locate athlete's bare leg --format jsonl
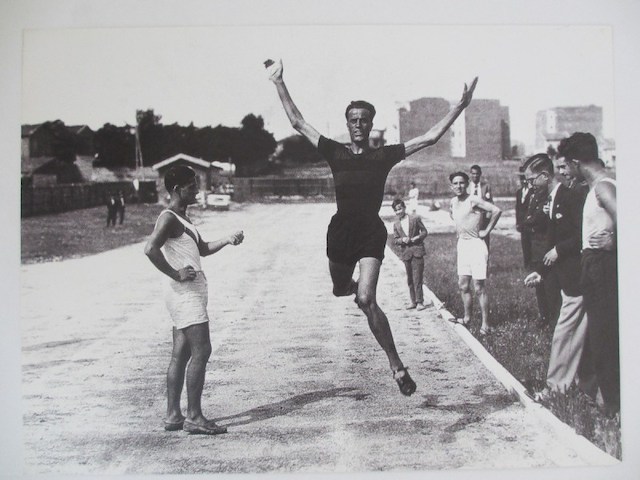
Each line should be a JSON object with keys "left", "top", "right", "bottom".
{"left": 474, "top": 279, "right": 490, "bottom": 331}
{"left": 182, "top": 322, "right": 213, "bottom": 425}
{"left": 458, "top": 275, "right": 473, "bottom": 323}
{"left": 166, "top": 327, "right": 190, "bottom": 424}
{"left": 329, "top": 260, "right": 358, "bottom": 297}
{"left": 354, "top": 258, "right": 404, "bottom": 372}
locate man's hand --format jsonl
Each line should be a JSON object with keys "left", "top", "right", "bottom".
{"left": 230, "top": 230, "right": 244, "bottom": 246}
{"left": 589, "top": 230, "right": 615, "bottom": 250}
{"left": 459, "top": 77, "right": 478, "bottom": 108}
{"left": 177, "top": 265, "right": 197, "bottom": 282}
{"left": 543, "top": 247, "right": 558, "bottom": 266}
{"left": 478, "top": 229, "right": 489, "bottom": 239}
{"left": 402, "top": 237, "right": 410, "bottom": 245}
{"left": 524, "top": 271, "right": 542, "bottom": 287}
{"left": 264, "top": 58, "right": 283, "bottom": 83}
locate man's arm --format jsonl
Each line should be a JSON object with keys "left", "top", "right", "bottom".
{"left": 412, "top": 217, "right": 428, "bottom": 243}
{"left": 588, "top": 180, "right": 617, "bottom": 250}
{"left": 144, "top": 214, "right": 196, "bottom": 282}
{"left": 404, "top": 77, "right": 478, "bottom": 157}
{"left": 265, "top": 59, "right": 322, "bottom": 147}
{"left": 198, "top": 231, "right": 244, "bottom": 257}
{"left": 471, "top": 197, "right": 501, "bottom": 238}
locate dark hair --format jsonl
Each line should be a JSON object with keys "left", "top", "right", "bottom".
{"left": 449, "top": 171, "right": 469, "bottom": 183}
{"left": 470, "top": 165, "right": 482, "bottom": 174}
{"left": 164, "top": 165, "right": 196, "bottom": 192}
{"left": 523, "top": 153, "right": 554, "bottom": 174}
{"left": 557, "top": 132, "right": 599, "bottom": 164}
{"left": 392, "top": 198, "right": 406, "bottom": 210}
{"left": 345, "top": 100, "right": 376, "bottom": 120}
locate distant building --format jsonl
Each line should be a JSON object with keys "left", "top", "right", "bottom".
{"left": 67, "top": 125, "right": 95, "bottom": 156}
{"left": 22, "top": 124, "right": 56, "bottom": 161}
{"left": 535, "top": 105, "right": 604, "bottom": 155}
{"left": 398, "top": 97, "right": 511, "bottom": 162}
{"left": 152, "top": 153, "right": 224, "bottom": 195}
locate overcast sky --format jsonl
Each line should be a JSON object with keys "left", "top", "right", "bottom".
{"left": 22, "top": 25, "right": 615, "bottom": 150}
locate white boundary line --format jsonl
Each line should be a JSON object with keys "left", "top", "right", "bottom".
{"left": 385, "top": 246, "right": 618, "bottom": 465}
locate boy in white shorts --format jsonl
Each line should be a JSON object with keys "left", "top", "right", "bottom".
{"left": 145, "top": 165, "right": 244, "bottom": 435}
{"left": 449, "top": 171, "right": 501, "bottom": 334}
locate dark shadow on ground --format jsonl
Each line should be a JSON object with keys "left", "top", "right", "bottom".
{"left": 214, "top": 387, "right": 365, "bottom": 427}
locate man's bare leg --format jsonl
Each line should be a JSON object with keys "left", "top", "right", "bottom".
{"left": 182, "top": 322, "right": 213, "bottom": 425}
{"left": 354, "top": 258, "right": 403, "bottom": 372}
{"left": 474, "top": 279, "right": 490, "bottom": 331}
{"left": 458, "top": 275, "right": 473, "bottom": 323}
{"left": 166, "top": 327, "right": 190, "bottom": 424}
{"left": 329, "top": 260, "right": 358, "bottom": 297}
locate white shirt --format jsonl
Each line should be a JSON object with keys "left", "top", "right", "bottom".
{"left": 400, "top": 216, "right": 410, "bottom": 238}
{"left": 547, "top": 182, "right": 561, "bottom": 219}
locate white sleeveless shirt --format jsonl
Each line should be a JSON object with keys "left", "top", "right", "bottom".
{"left": 582, "top": 177, "right": 616, "bottom": 250}
{"left": 156, "top": 209, "right": 202, "bottom": 271}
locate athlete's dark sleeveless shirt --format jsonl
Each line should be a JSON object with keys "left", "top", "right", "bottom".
{"left": 317, "top": 136, "right": 405, "bottom": 217}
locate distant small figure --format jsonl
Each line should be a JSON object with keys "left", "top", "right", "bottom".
{"left": 392, "top": 199, "right": 429, "bottom": 311}
{"left": 407, "top": 181, "right": 419, "bottom": 214}
{"left": 106, "top": 192, "right": 117, "bottom": 227}
{"left": 116, "top": 190, "right": 126, "bottom": 225}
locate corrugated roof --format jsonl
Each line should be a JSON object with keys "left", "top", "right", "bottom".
{"left": 152, "top": 153, "right": 222, "bottom": 171}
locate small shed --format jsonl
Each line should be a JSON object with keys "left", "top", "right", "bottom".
{"left": 152, "top": 153, "right": 224, "bottom": 195}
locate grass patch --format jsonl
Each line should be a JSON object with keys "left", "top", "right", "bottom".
{"left": 21, "top": 203, "right": 165, "bottom": 263}
{"left": 388, "top": 231, "right": 621, "bottom": 459}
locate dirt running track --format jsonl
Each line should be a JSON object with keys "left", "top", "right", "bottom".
{"left": 20, "top": 203, "right": 610, "bottom": 475}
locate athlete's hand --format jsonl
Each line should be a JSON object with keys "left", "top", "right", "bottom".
{"left": 264, "top": 58, "right": 283, "bottom": 83}
{"left": 543, "top": 247, "right": 558, "bottom": 266}
{"left": 524, "top": 272, "right": 542, "bottom": 287}
{"left": 478, "top": 229, "right": 489, "bottom": 239}
{"left": 402, "top": 237, "right": 410, "bottom": 245}
{"left": 177, "top": 265, "right": 197, "bottom": 282}
{"left": 230, "top": 230, "right": 244, "bottom": 246}
{"left": 589, "top": 230, "right": 615, "bottom": 250}
{"left": 459, "top": 77, "right": 478, "bottom": 108}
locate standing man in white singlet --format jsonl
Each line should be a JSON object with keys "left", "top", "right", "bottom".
{"left": 449, "top": 171, "right": 501, "bottom": 334}
{"left": 558, "top": 133, "right": 619, "bottom": 416}
{"left": 145, "top": 165, "right": 244, "bottom": 434}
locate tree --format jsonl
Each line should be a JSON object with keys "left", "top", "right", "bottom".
{"left": 277, "top": 134, "right": 323, "bottom": 165}
{"left": 233, "top": 114, "right": 277, "bottom": 177}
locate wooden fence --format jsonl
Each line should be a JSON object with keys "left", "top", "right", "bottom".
{"left": 21, "top": 181, "right": 158, "bottom": 217}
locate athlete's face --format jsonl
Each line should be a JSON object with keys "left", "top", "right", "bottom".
{"left": 393, "top": 203, "right": 406, "bottom": 219}
{"left": 346, "top": 108, "right": 373, "bottom": 144}
{"left": 179, "top": 177, "right": 199, "bottom": 205}
{"left": 450, "top": 176, "right": 468, "bottom": 197}
{"left": 555, "top": 156, "right": 577, "bottom": 183}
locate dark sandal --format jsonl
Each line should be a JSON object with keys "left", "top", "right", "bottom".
{"left": 393, "top": 367, "right": 417, "bottom": 396}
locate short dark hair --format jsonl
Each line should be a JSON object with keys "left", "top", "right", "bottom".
{"left": 470, "top": 165, "right": 482, "bottom": 174}
{"left": 557, "top": 132, "right": 599, "bottom": 164}
{"left": 523, "top": 153, "right": 554, "bottom": 174}
{"left": 164, "top": 165, "right": 196, "bottom": 192}
{"left": 392, "top": 198, "right": 406, "bottom": 210}
{"left": 449, "top": 171, "right": 469, "bottom": 183}
{"left": 345, "top": 100, "right": 376, "bottom": 120}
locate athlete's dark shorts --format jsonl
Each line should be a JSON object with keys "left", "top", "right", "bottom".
{"left": 326, "top": 213, "right": 387, "bottom": 266}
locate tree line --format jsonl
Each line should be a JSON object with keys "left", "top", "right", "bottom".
{"left": 93, "top": 109, "right": 278, "bottom": 177}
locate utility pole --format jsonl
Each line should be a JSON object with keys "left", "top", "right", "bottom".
{"left": 135, "top": 110, "right": 145, "bottom": 180}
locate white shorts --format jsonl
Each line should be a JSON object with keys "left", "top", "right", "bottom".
{"left": 457, "top": 238, "right": 488, "bottom": 280}
{"left": 164, "top": 271, "right": 210, "bottom": 329}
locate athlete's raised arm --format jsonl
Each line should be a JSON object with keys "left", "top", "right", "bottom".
{"left": 404, "top": 77, "right": 478, "bottom": 157}
{"left": 265, "top": 59, "right": 322, "bottom": 148}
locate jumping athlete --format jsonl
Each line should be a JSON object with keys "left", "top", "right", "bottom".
{"left": 266, "top": 58, "right": 477, "bottom": 395}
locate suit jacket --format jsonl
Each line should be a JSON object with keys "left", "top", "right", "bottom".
{"left": 393, "top": 214, "right": 428, "bottom": 261}
{"left": 539, "top": 184, "right": 586, "bottom": 296}
{"left": 515, "top": 186, "right": 533, "bottom": 231}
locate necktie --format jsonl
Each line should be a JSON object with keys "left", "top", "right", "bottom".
{"left": 547, "top": 194, "right": 553, "bottom": 218}
{"left": 474, "top": 185, "right": 478, "bottom": 196}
